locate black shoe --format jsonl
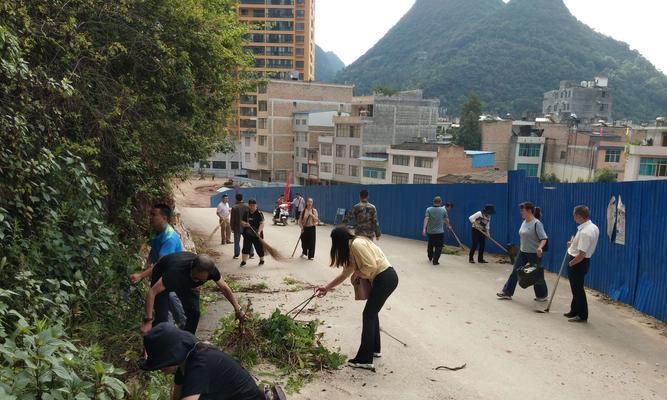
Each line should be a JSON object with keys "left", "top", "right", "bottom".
{"left": 308, "top": 258, "right": 314, "bottom": 260}
{"left": 469, "top": 259, "right": 475, "bottom": 264}
{"left": 233, "top": 256, "right": 239, "bottom": 259}
{"left": 249, "top": 255, "right": 255, "bottom": 259}
{"left": 347, "top": 359, "right": 375, "bottom": 371}
{"left": 563, "top": 312, "right": 576, "bottom": 318}
{"left": 568, "top": 316, "right": 587, "bottom": 323}
{"left": 240, "top": 261, "right": 246, "bottom": 267}
{"left": 259, "top": 260, "right": 265, "bottom": 266}
{"left": 433, "top": 261, "right": 440, "bottom": 266}
{"left": 428, "top": 257, "right": 432, "bottom": 262}
{"left": 478, "top": 259, "right": 489, "bottom": 264}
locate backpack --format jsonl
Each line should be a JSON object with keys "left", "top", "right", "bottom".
{"left": 534, "top": 220, "right": 549, "bottom": 252}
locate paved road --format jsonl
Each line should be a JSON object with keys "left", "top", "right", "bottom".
{"left": 181, "top": 208, "right": 666, "bottom": 400}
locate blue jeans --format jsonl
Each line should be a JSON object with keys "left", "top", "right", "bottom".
{"left": 502, "top": 251, "right": 548, "bottom": 298}
{"left": 234, "top": 231, "right": 254, "bottom": 258}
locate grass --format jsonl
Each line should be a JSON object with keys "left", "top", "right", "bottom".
{"left": 442, "top": 245, "right": 462, "bottom": 255}
{"left": 213, "top": 300, "right": 346, "bottom": 394}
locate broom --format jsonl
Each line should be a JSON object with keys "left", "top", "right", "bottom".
{"left": 447, "top": 226, "right": 469, "bottom": 251}
{"left": 247, "top": 226, "right": 285, "bottom": 261}
{"left": 473, "top": 225, "right": 515, "bottom": 263}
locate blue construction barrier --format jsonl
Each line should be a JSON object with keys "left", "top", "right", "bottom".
{"left": 211, "top": 172, "right": 667, "bottom": 322}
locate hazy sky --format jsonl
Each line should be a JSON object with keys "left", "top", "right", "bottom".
{"left": 316, "top": 0, "right": 667, "bottom": 73}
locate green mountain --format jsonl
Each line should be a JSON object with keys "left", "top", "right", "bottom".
{"left": 335, "top": 0, "right": 667, "bottom": 121}
{"left": 315, "top": 45, "right": 345, "bottom": 82}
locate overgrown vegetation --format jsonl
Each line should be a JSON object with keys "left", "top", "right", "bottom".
{"left": 0, "top": 0, "right": 253, "bottom": 397}
{"left": 213, "top": 302, "right": 346, "bottom": 394}
{"left": 593, "top": 168, "right": 619, "bottom": 183}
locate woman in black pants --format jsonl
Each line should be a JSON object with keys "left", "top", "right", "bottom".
{"left": 299, "top": 198, "right": 319, "bottom": 260}
{"left": 316, "top": 227, "right": 399, "bottom": 371}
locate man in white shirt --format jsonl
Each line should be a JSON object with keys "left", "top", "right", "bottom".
{"left": 565, "top": 205, "right": 600, "bottom": 323}
{"left": 291, "top": 193, "right": 305, "bottom": 223}
{"left": 216, "top": 194, "right": 232, "bottom": 245}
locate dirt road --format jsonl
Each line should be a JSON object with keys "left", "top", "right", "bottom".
{"left": 180, "top": 207, "right": 666, "bottom": 400}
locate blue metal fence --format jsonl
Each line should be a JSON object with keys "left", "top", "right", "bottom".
{"left": 211, "top": 172, "right": 667, "bottom": 322}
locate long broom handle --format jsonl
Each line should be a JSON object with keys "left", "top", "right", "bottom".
{"left": 448, "top": 226, "right": 464, "bottom": 247}
{"left": 291, "top": 214, "right": 311, "bottom": 258}
{"left": 545, "top": 237, "right": 574, "bottom": 310}
{"left": 473, "top": 225, "right": 510, "bottom": 254}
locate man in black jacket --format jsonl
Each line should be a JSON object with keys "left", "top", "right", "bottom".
{"left": 230, "top": 193, "right": 254, "bottom": 260}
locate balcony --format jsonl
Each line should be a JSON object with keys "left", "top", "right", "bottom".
{"left": 333, "top": 115, "right": 370, "bottom": 124}
{"left": 628, "top": 145, "right": 667, "bottom": 157}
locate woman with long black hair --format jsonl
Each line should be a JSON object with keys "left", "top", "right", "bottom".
{"left": 315, "top": 227, "right": 399, "bottom": 370}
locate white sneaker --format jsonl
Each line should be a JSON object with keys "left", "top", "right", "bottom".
{"left": 347, "top": 360, "right": 375, "bottom": 371}
{"left": 373, "top": 352, "right": 382, "bottom": 358}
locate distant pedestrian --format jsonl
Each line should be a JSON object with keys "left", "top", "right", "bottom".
{"left": 140, "top": 324, "right": 263, "bottom": 400}
{"left": 497, "top": 202, "right": 549, "bottom": 301}
{"left": 468, "top": 204, "right": 495, "bottom": 263}
{"left": 445, "top": 202, "right": 454, "bottom": 214}
{"left": 231, "top": 193, "right": 254, "bottom": 260}
{"left": 216, "top": 194, "right": 232, "bottom": 245}
{"left": 240, "top": 199, "right": 265, "bottom": 267}
{"left": 291, "top": 193, "right": 305, "bottom": 223}
{"left": 344, "top": 189, "right": 381, "bottom": 240}
{"left": 564, "top": 205, "right": 599, "bottom": 323}
{"left": 316, "top": 227, "right": 399, "bottom": 371}
{"left": 299, "top": 198, "right": 320, "bottom": 260}
{"left": 141, "top": 252, "right": 244, "bottom": 335}
{"left": 422, "top": 196, "right": 451, "bottom": 266}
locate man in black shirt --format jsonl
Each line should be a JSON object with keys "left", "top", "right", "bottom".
{"left": 240, "top": 199, "right": 265, "bottom": 268}
{"left": 141, "top": 252, "right": 245, "bottom": 335}
{"left": 141, "top": 323, "right": 263, "bottom": 400}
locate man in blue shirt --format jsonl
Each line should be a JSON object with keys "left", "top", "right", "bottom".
{"left": 422, "top": 196, "right": 451, "bottom": 266}
{"left": 130, "top": 204, "right": 186, "bottom": 326}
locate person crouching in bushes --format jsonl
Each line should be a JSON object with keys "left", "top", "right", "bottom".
{"left": 497, "top": 202, "right": 549, "bottom": 301}
{"left": 315, "top": 227, "right": 399, "bottom": 371}
{"left": 140, "top": 323, "right": 263, "bottom": 400}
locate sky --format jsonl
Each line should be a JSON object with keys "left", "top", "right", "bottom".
{"left": 315, "top": 0, "right": 667, "bottom": 73}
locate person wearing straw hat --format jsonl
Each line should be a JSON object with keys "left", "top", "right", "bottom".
{"left": 141, "top": 252, "right": 244, "bottom": 335}
{"left": 140, "top": 323, "right": 263, "bottom": 400}
{"left": 468, "top": 204, "right": 495, "bottom": 264}
{"left": 422, "top": 196, "right": 451, "bottom": 266}
{"left": 240, "top": 199, "right": 265, "bottom": 267}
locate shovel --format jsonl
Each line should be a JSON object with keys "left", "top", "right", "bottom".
{"left": 536, "top": 238, "right": 573, "bottom": 314}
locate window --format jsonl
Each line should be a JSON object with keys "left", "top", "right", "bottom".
{"left": 335, "top": 164, "right": 345, "bottom": 175}
{"left": 413, "top": 174, "right": 432, "bottom": 184}
{"left": 336, "top": 144, "right": 346, "bottom": 158}
{"left": 258, "top": 136, "right": 267, "bottom": 146}
{"left": 295, "top": 48, "right": 304, "bottom": 56}
{"left": 296, "top": 61, "right": 304, "bottom": 69}
{"left": 363, "top": 167, "right": 386, "bottom": 180}
{"left": 231, "top": 161, "right": 240, "bottom": 170}
{"left": 320, "top": 143, "right": 332, "bottom": 156}
{"left": 349, "top": 145, "right": 360, "bottom": 159}
{"left": 414, "top": 157, "right": 433, "bottom": 169}
{"left": 604, "top": 149, "right": 621, "bottom": 163}
{"left": 258, "top": 118, "right": 267, "bottom": 129}
{"left": 296, "top": 10, "right": 305, "bottom": 18}
{"left": 212, "top": 161, "right": 226, "bottom": 170}
{"left": 296, "top": 35, "right": 304, "bottom": 44}
{"left": 336, "top": 125, "right": 349, "bottom": 137}
{"left": 244, "top": 152, "right": 251, "bottom": 163}
{"left": 392, "top": 155, "right": 409, "bottom": 166}
{"left": 301, "top": 148, "right": 307, "bottom": 158}
{"left": 296, "top": 22, "right": 305, "bottom": 31}
{"left": 392, "top": 172, "right": 409, "bottom": 184}
{"left": 199, "top": 160, "right": 210, "bottom": 169}
{"left": 258, "top": 153, "right": 268, "bottom": 164}
{"left": 301, "top": 163, "right": 308, "bottom": 174}
{"left": 258, "top": 101, "right": 267, "bottom": 112}
{"left": 517, "top": 163, "right": 539, "bottom": 177}
{"left": 349, "top": 165, "right": 359, "bottom": 177}
{"left": 518, "top": 143, "right": 541, "bottom": 157}
{"left": 560, "top": 151, "right": 567, "bottom": 160}
{"left": 320, "top": 162, "right": 332, "bottom": 173}
{"left": 244, "top": 137, "right": 251, "bottom": 146}
{"left": 258, "top": 84, "right": 267, "bottom": 94}
{"left": 639, "top": 157, "right": 667, "bottom": 177}
{"left": 349, "top": 126, "right": 359, "bottom": 138}
{"left": 240, "top": 95, "right": 257, "bottom": 104}
{"left": 240, "top": 119, "right": 256, "bottom": 128}
{"left": 240, "top": 107, "right": 257, "bottom": 116}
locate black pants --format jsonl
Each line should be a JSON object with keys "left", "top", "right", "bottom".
{"left": 242, "top": 231, "right": 264, "bottom": 257}
{"left": 301, "top": 226, "right": 316, "bottom": 259}
{"left": 427, "top": 233, "right": 444, "bottom": 263}
{"left": 354, "top": 267, "right": 399, "bottom": 364}
{"left": 154, "top": 289, "right": 200, "bottom": 334}
{"left": 469, "top": 229, "right": 486, "bottom": 261}
{"left": 568, "top": 256, "right": 590, "bottom": 320}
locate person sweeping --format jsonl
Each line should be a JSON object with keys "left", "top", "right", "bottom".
{"left": 298, "top": 198, "right": 319, "bottom": 260}
{"left": 240, "top": 199, "right": 265, "bottom": 267}
{"left": 468, "top": 204, "right": 495, "bottom": 264}
{"left": 315, "top": 227, "right": 399, "bottom": 371}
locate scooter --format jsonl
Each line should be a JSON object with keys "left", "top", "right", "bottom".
{"left": 273, "top": 204, "right": 289, "bottom": 226}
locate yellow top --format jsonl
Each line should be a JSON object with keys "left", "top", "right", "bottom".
{"left": 349, "top": 237, "right": 391, "bottom": 281}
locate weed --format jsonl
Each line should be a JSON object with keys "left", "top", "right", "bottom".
{"left": 442, "top": 245, "right": 461, "bottom": 255}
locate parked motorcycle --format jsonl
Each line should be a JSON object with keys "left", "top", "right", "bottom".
{"left": 273, "top": 203, "right": 289, "bottom": 226}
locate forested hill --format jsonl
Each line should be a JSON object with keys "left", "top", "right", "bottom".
{"left": 335, "top": 0, "right": 667, "bottom": 121}
{"left": 315, "top": 44, "right": 345, "bottom": 82}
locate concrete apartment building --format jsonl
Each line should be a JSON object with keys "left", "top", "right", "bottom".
{"left": 293, "top": 110, "right": 345, "bottom": 185}
{"left": 543, "top": 77, "right": 612, "bottom": 128}
{"left": 249, "top": 79, "right": 353, "bottom": 182}
{"left": 624, "top": 122, "right": 667, "bottom": 181}
{"left": 318, "top": 90, "right": 441, "bottom": 184}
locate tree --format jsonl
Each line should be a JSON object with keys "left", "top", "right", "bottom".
{"left": 372, "top": 85, "right": 398, "bottom": 96}
{"left": 594, "top": 168, "right": 618, "bottom": 183}
{"left": 455, "top": 93, "right": 483, "bottom": 150}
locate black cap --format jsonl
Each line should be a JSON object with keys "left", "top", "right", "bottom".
{"left": 140, "top": 323, "right": 197, "bottom": 371}
{"left": 483, "top": 204, "right": 496, "bottom": 215}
